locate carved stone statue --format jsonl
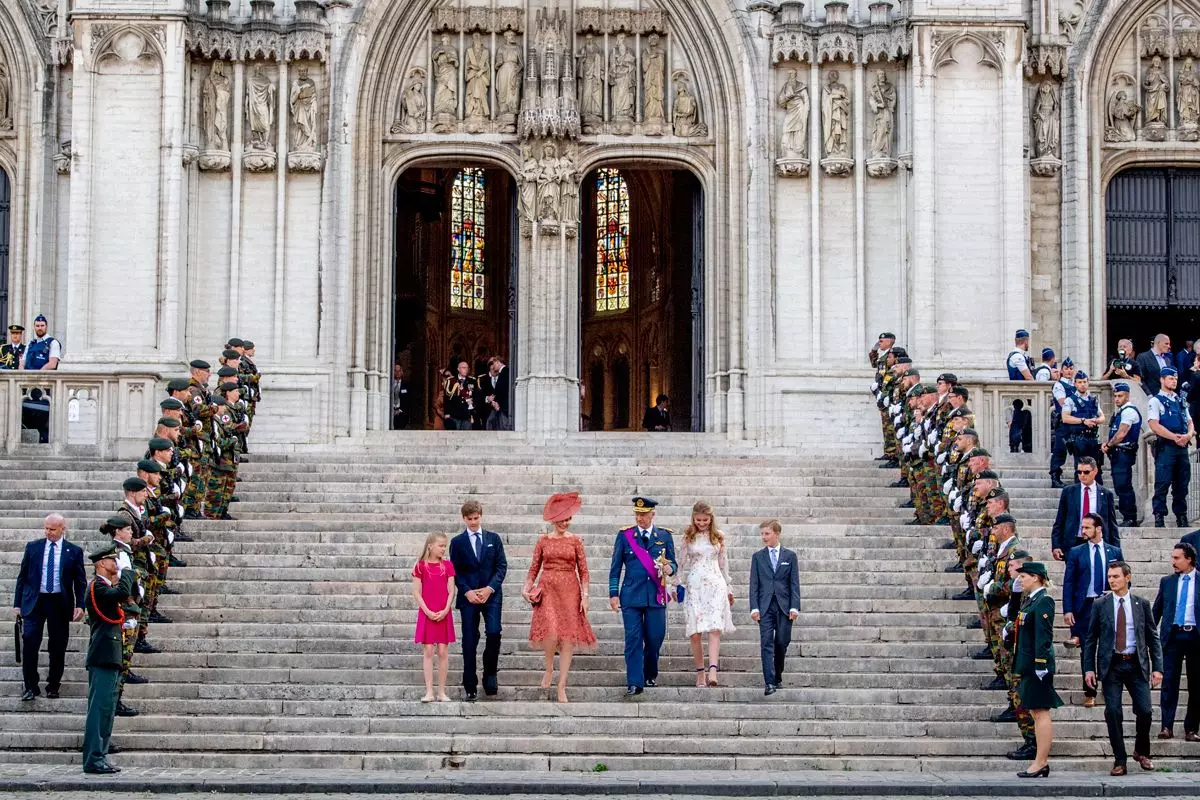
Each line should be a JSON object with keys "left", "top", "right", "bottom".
{"left": 1031, "top": 81, "right": 1060, "bottom": 159}
{"left": 0, "top": 58, "right": 9, "bottom": 131}
{"left": 1143, "top": 56, "right": 1170, "bottom": 126}
{"left": 536, "top": 141, "right": 562, "bottom": 222}
{"left": 777, "top": 69, "right": 809, "bottom": 159}
{"left": 1180, "top": 58, "right": 1200, "bottom": 131}
{"left": 643, "top": 34, "right": 667, "bottom": 132}
{"left": 868, "top": 71, "right": 896, "bottom": 160}
{"left": 822, "top": 70, "right": 851, "bottom": 159}
{"left": 289, "top": 66, "right": 319, "bottom": 152}
{"left": 609, "top": 33, "right": 636, "bottom": 127}
{"left": 201, "top": 61, "right": 232, "bottom": 151}
{"left": 557, "top": 147, "right": 580, "bottom": 225}
{"left": 579, "top": 34, "right": 604, "bottom": 130}
{"left": 1105, "top": 89, "right": 1140, "bottom": 143}
{"left": 465, "top": 32, "right": 491, "bottom": 130}
{"left": 495, "top": 30, "right": 523, "bottom": 125}
{"left": 432, "top": 33, "right": 460, "bottom": 120}
{"left": 246, "top": 65, "right": 277, "bottom": 151}
{"left": 394, "top": 68, "right": 427, "bottom": 134}
{"left": 673, "top": 73, "right": 705, "bottom": 137}
{"left": 519, "top": 144, "right": 539, "bottom": 226}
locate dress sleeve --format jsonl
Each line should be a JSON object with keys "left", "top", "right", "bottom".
{"left": 445, "top": 560, "right": 456, "bottom": 577}
{"left": 575, "top": 536, "right": 590, "bottom": 587}
{"left": 717, "top": 538, "right": 734, "bottom": 588}
{"left": 411, "top": 561, "right": 423, "bottom": 579}
{"left": 526, "top": 536, "right": 544, "bottom": 586}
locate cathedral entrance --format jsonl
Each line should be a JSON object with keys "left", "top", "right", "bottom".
{"left": 392, "top": 165, "right": 518, "bottom": 429}
{"left": 579, "top": 167, "right": 703, "bottom": 432}
{"left": 1105, "top": 166, "right": 1200, "bottom": 358}
{"left": 0, "top": 167, "right": 9, "bottom": 333}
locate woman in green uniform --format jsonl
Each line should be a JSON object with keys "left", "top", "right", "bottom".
{"left": 1013, "top": 561, "right": 1062, "bottom": 778}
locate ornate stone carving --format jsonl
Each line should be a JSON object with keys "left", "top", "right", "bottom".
{"left": 431, "top": 33, "right": 460, "bottom": 133}
{"left": 92, "top": 26, "right": 162, "bottom": 67}
{"left": 1059, "top": 1, "right": 1088, "bottom": 44}
{"left": 868, "top": 71, "right": 896, "bottom": 160}
{"left": 393, "top": 68, "right": 428, "bottom": 134}
{"left": 777, "top": 69, "right": 810, "bottom": 161}
{"left": 672, "top": 72, "right": 706, "bottom": 138}
{"left": 1024, "top": 43, "right": 1067, "bottom": 78}
{"left": 198, "top": 151, "right": 232, "bottom": 171}
{"left": 497, "top": 8, "right": 524, "bottom": 34}
{"left": 243, "top": 150, "right": 277, "bottom": 172}
{"left": 608, "top": 32, "right": 637, "bottom": 133}
{"left": 639, "top": 10, "right": 668, "bottom": 35}
{"left": 464, "top": 6, "right": 492, "bottom": 33}
{"left": 1104, "top": 79, "right": 1140, "bottom": 144}
{"left": 1030, "top": 81, "right": 1061, "bottom": 176}
{"left": 610, "top": 9, "right": 635, "bottom": 35}
{"left": 519, "top": 139, "right": 579, "bottom": 237}
{"left": 1143, "top": 55, "right": 1170, "bottom": 140}
{"left": 773, "top": 30, "right": 814, "bottom": 65}
{"left": 1178, "top": 16, "right": 1200, "bottom": 59}
{"left": 495, "top": 30, "right": 523, "bottom": 133}
{"left": 464, "top": 32, "right": 491, "bottom": 133}
{"left": 1141, "top": 15, "right": 1170, "bottom": 58}
{"left": 822, "top": 69, "right": 851, "bottom": 159}
{"left": 1180, "top": 57, "right": 1200, "bottom": 141}
{"left": 0, "top": 58, "right": 10, "bottom": 132}
{"left": 201, "top": 61, "right": 232, "bottom": 152}
{"left": 290, "top": 66, "right": 320, "bottom": 152}
{"left": 287, "top": 151, "right": 324, "bottom": 172}
{"left": 643, "top": 34, "right": 667, "bottom": 135}
{"left": 519, "top": 8, "right": 580, "bottom": 140}
{"left": 931, "top": 30, "right": 1005, "bottom": 73}
{"left": 576, "top": 9, "right": 603, "bottom": 35}
{"left": 578, "top": 34, "right": 604, "bottom": 134}
{"left": 53, "top": 141, "right": 71, "bottom": 175}
{"left": 181, "top": 144, "right": 199, "bottom": 168}
{"left": 245, "top": 64, "right": 277, "bottom": 151}
{"left": 241, "top": 28, "right": 282, "bottom": 61}
{"left": 432, "top": 6, "right": 459, "bottom": 33}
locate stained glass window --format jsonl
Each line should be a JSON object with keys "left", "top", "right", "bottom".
{"left": 595, "top": 168, "right": 630, "bottom": 312}
{"left": 450, "top": 168, "right": 486, "bottom": 311}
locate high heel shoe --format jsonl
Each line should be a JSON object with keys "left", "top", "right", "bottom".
{"left": 706, "top": 665, "right": 719, "bottom": 688}
{"left": 1016, "top": 765, "right": 1050, "bottom": 778}
{"left": 695, "top": 668, "right": 706, "bottom": 688}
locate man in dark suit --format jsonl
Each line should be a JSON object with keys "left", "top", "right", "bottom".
{"left": 480, "top": 356, "right": 512, "bottom": 431}
{"left": 448, "top": 500, "right": 507, "bottom": 701}
{"left": 642, "top": 394, "right": 671, "bottom": 432}
{"left": 11, "top": 513, "right": 87, "bottom": 701}
{"left": 1050, "top": 457, "right": 1120, "bottom": 561}
{"left": 1136, "top": 333, "right": 1172, "bottom": 397}
{"left": 81, "top": 543, "right": 135, "bottom": 774}
{"left": 749, "top": 519, "right": 801, "bottom": 696}
{"left": 390, "top": 363, "right": 410, "bottom": 430}
{"left": 1181, "top": 529, "right": 1200, "bottom": 554}
{"left": 1152, "top": 542, "right": 1200, "bottom": 740}
{"left": 1083, "top": 561, "right": 1163, "bottom": 775}
{"left": 1062, "top": 513, "right": 1124, "bottom": 656}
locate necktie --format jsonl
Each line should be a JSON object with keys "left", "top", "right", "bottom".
{"left": 1092, "top": 544, "right": 1105, "bottom": 596}
{"left": 473, "top": 533, "right": 481, "bottom": 560}
{"left": 1082, "top": 485, "right": 1091, "bottom": 518}
{"left": 1116, "top": 597, "right": 1128, "bottom": 653}
{"left": 47, "top": 542, "right": 57, "bottom": 593}
{"left": 1177, "top": 575, "right": 1192, "bottom": 627}
{"left": 771, "top": 548, "right": 779, "bottom": 571}
{"left": 642, "top": 530, "right": 650, "bottom": 548}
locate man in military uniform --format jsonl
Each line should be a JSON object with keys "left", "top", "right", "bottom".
{"left": 105, "top": 502, "right": 148, "bottom": 718}
{"left": 879, "top": 353, "right": 912, "bottom": 471}
{"left": 869, "top": 333, "right": 897, "bottom": 462}
{"left": 609, "top": 497, "right": 676, "bottom": 697}
{"left": 0, "top": 324, "right": 25, "bottom": 369}
{"left": 204, "top": 393, "right": 242, "bottom": 520}
{"left": 444, "top": 360, "right": 478, "bottom": 430}
{"left": 136, "top": 459, "right": 175, "bottom": 629}
{"left": 1000, "top": 549, "right": 1038, "bottom": 760}
{"left": 979, "top": 512, "right": 1021, "bottom": 693}
{"left": 81, "top": 543, "right": 135, "bottom": 774}
{"left": 239, "top": 339, "right": 262, "bottom": 421}
{"left": 182, "top": 365, "right": 215, "bottom": 519}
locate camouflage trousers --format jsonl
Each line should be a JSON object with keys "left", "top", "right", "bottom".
{"left": 997, "top": 636, "right": 1036, "bottom": 738}
{"left": 183, "top": 463, "right": 211, "bottom": 514}
{"left": 204, "top": 470, "right": 236, "bottom": 518}
{"left": 881, "top": 410, "right": 898, "bottom": 458}
{"left": 926, "top": 460, "right": 950, "bottom": 522}
{"left": 909, "top": 459, "right": 931, "bottom": 521}
{"left": 985, "top": 603, "right": 1009, "bottom": 678}
{"left": 119, "top": 622, "right": 137, "bottom": 690}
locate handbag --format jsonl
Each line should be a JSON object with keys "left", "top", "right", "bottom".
{"left": 675, "top": 585, "right": 686, "bottom": 604}
{"left": 528, "top": 586, "right": 543, "bottom": 606}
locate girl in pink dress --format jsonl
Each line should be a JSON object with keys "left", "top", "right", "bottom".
{"left": 412, "top": 532, "right": 456, "bottom": 702}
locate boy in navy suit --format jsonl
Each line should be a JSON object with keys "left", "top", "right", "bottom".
{"left": 609, "top": 497, "right": 676, "bottom": 697}
{"left": 448, "top": 501, "right": 507, "bottom": 701}
{"left": 750, "top": 519, "right": 801, "bottom": 696}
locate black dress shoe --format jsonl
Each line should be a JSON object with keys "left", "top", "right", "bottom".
{"left": 148, "top": 611, "right": 173, "bottom": 624}
{"left": 44, "top": 689, "right": 59, "bottom": 699}
{"left": 966, "top": 618, "right": 983, "bottom": 629}
{"left": 174, "top": 533, "right": 195, "bottom": 542}
{"left": 183, "top": 511, "right": 203, "bottom": 520}
{"left": 889, "top": 479, "right": 909, "bottom": 488}
{"left": 904, "top": 518, "right": 925, "bottom": 526}
{"left": 984, "top": 675, "right": 1009, "bottom": 690}
{"left": 953, "top": 588, "right": 976, "bottom": 601}
{"left": 464, "top": 691, "right": 477, "bottom": 702}
{"left": 161, "top": 586, "right": 180, "bottom": 595}
{"left": 1006, "top": 741, "right": 1037, "bottom": 760}
{"left": 971, "top": 647, "right": 993, "bottom": 660}
{"left": 134, "top": 639, "right": 161, "bottom": 654}
{"left": 944, "top": 563, "right": 964, "bottom": 574}
{"left": 218, "top": 514, "right": 235, "bottom": 521}
{"left": 774, "top": 677, "right": 783, "bottom": 687}
{"left": 1122, "top": 517, "right": 1141, "bottom": 528}
{"left": 1016, "top": 766, "right": 1050, "bottom": 778}
{"left": 899, "top": 499, "right": 916, "bottom": 509}
{"left": 1179, "top": 516, "right": 1190, "bottom": 528}
{"left": 879, "top": 459, "right": 899, "bottom": 469}
{"left": 20, "top": 689, "right": 37, "bottom": 702}
{"left": 107, "top": 744, "right": 121, "bottom": 754}
{"left": 624, "top": 686, "right": 643, "bottom": 698}
{"left": 645, "top": 679, "right": 657, "bottom": 687}
{"left": 874, "top": 455, "right": 892, "bottom": 461}
{"left": 933, "top": 517, "right": 950, "bottom": 525}
{"left": 83, "top": 763, "right": 119, "bottom": 775}
{"left": 1050, "top": 478, "right": 1066, "bottom": 489}
{"left": 124, "top": 672, "right": 150, "bottom": 685}
{"left": 940, "top": 540, "right": 957, "bottom": 550}
{"left": 764, "top": 685, "right": 777, "bottom": 696}
{"left": 115, "top": 702, "right": 139, "bottom": 717}
{"left": 230, "top": 496, "right": 240, "bottom": 503}
{"left": 1156, "top": 515, "right": 1167, "bottom": 528}
{"left": 168, "top": 555, "right": 187, "bottom": 567}
{"left": 991, "top": 705, "right": 1018, "bottom": 722}
{"left": 482, "top": 676, "right": 498, "bottom": 696}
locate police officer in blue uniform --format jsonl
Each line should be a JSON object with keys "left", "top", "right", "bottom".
{"left": 1049, "top": 358, "right": 1077, "bottom": 488}
{"left": 1060, "top": 370, "right": 1105, "bottom": 475}
{"left": 24, "top": 314, "right": 61, "bottom": 370}
{"left": 609, "top": 497, "right": 676, "bottom": 697}
{"left": 1007, "top": 329, "right": 1035, "bottom": 381}
{"left": 1102, "top": 382, "right": 1144, "bottom": 526}
{"left": 1147, "top": 367, "right": 1195, "bottom": 528}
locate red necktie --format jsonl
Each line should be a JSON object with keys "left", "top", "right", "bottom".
{"left": 1082, "top": 486, "right": 1091, "bottom": 517}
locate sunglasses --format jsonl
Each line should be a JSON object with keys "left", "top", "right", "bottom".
{"left": 1076, "top": 469, "right": 1094, "bottom": 475}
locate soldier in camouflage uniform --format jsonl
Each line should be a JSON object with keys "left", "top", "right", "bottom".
{"left": 883, "top": 357, "right": 915, "bottom": 484}
{"left": 1000, "top": 549, "right": 1038, "bottom": 760}
{"left": 114, "top": 478, "right": 156, "bottom": 716}
{"left": 138, "top": 458, "right": 179, "bottom": 627}
{"left": 239, "top": 339, "right": 262, "bottom": 422}
{"left": 870, "top": 334, "right": 898, "bottom": 465}
{"left": 182, "top": 364, "right": 215, "bottom": 519}
{"left": 892, "top": 369, "right": 922, "bottom": 499}
{"left": 101, "top": 514, "right": 145, "bottom": 718}
{"left": 204, "top": 392, "right": 242, "bottom": 520}
{"left": 977, "top": 506, "right": 1019, "bottom": 689}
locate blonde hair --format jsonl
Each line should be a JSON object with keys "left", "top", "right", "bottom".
{"left": 419, "top": 532, "right": 449, "bottom": 562}
{"left": 760, "top": 519, "right": 783, "bottom": 535}
{"left": 684, "top": 501, "right": 725, "bottom": 549}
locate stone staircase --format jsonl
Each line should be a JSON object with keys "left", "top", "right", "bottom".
{"left": 0, "top": 434, "right": 1197, "bottom": 772}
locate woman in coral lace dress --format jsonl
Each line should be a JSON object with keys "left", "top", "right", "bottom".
{"left": 522, "top": 492, "right": 596, "bottom": 703}
{"left": 678, "top": 502, "right": 735, "bottom": 687}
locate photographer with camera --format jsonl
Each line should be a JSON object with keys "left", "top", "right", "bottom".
{"left": 1061, "top": 370, "right": 1106, "bottom": 476}
{"left": 1100, "top": 339, "right": 1141, "bottom": 386}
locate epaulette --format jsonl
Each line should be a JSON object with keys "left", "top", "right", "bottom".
{"left": 658, "top": 527, "right": 673, "bottom": 534}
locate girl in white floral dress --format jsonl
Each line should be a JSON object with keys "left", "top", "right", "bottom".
{"left": 678, "top": 502, "right": 735, "bottom": 687}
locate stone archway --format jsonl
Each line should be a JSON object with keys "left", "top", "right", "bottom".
{"left": 334, "top": 0, "right": 751, "bottom": 436}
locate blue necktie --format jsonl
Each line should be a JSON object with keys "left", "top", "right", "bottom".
{"left": 47, "top": 542, "right": 57, "bottom": 593}
{"left": 1177, "top": 575, "right": 1192, "bottom": 627}
{"left": 473, "top": 533, "right": 481, "bottom": 561}
{"left": 1092, "top": 544, "right": 1105, "bottom": 596}
{"left": 771, "top": 548, "right": 779, "bottom": 571}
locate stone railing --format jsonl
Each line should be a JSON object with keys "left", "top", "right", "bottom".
{"left": 0, "top": 371, "right": 161, "bottom": 459}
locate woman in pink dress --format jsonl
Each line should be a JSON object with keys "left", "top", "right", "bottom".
{"left": 522, "top": 492, "right": 597, "bottom": 703}
{"left": 412, "top": 532, "right": 456, "bottom": 702}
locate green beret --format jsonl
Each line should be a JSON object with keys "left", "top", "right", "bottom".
{"left": 219, "top": 381, "right": 240, "bottom": 392}
{"left": 971, "top": 448, "right": 992, "bottom": 458}
{"left": 975, "top": 469, "right": 1000, "bottom": 480}
{"left": 148, "top": 437, "right": 173, "bottom": 452}
{"left": 90, "top": 543, "right": 120, "bottom": 563}
{"left": 122, "top": 476, "right": 148, "bottom": 492}
{"left": 1011, "top": 549, "right": 1031, "bottom": 560}
{"left": 104, "top": 514, "right": 130, "bottom": 530}
{"left": 959, "top": 428, "right": 979, "bottom": 438}
{"left": 189, "top": 359, "right": 211, "bottom": 370}
{"left": 992, "top": 512, "right": 1016, "bottom": 526}
{"left": 985, "top": 488, "right": 1008, "bottom": 500}
{"left": 160, "top": 397, "right": 185, "bottom": 410}
{"left": 166, "top": 378, "right": 191, "bottom": 392}
{"left": 221, "top": 349, "right": 240, "bottom": 360}
{"left": 136, "top": 459, "right": 162, "bottom": 474}
{"left": 226, "top": 337, "right": 245, "bottom": 348}
{"left": 157, "top": 416, "right": 181, "bottom": 428}
{"left": 211, "top": 397, "right": 228, "bottom": 407}
{"left": 1017, "top": 562, "right": 1048, "bottom": 580}
{"left": 242, "top": 340, "right": 254, "bottom": 349}
{"left": 217, "top": 366, "right": 238, "bottom": 377}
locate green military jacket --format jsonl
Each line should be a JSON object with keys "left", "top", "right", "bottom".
{"left": 86, "top": 569, "right": 136, "bottom": 668}
{"left": 984, "top": 535, "right": 1021, "bottom": 608}
{"left": 1014, "top": 589, "right": 1056, "bottom": 678}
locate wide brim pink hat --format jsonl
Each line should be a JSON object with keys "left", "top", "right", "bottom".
{"left": 543, "top": 492, "right": 582, "bottom": 523}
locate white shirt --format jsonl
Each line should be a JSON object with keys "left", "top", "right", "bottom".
{"left": 1112, "top": 593, "right": 1137, "bottom": 654}
{"left": 40, "top": 538, "right": 62, "bottom": 594}
{"left": 1177, "top": 569, "right": 1198, "bottom": 627}
{"left": 1156, "top": 350, "right": 1171, "bottom": 368}
{"left": 1063, "top": 393, "right": 1095, "bottom": 418}
{"left": 1115, "top": 405, "right": 1140, "bottom": 428}
{"left": 466, "top": 527, "right": 484, "bottom": 555}
{"left": 1147, "top": 390, "right": 1178, "bottom": 421}
{"left": 1052, "top": 379, "right": 1070, "bottom": 404}
{"left": 1034, "top": 364, "right": 1054, "bottom": 381}
{"left": 1086, "top": 540, "right": 1107, "bottom": 599}
{"left": 1008, "top": 350, "right": 1030, "bottom": 373}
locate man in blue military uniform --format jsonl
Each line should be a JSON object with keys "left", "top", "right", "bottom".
{"left": 1147, "top": 367, "right": 1195, "bottom": 528}
{"left": 1102, "top": 382, "right": 1144, "bottom": 526}
{"left": 1007, "top": 329, "right": 1035, "bottom": 381}
{"left": 609, "top": 497, "right": 676, "bottom": 697}
{"left": 1049, "top": 358, "right": 1077, "bottom": 489}
{"left": 0, "top": 324, "right": 25, "bottom": 369}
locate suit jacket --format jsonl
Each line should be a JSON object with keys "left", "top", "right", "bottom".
{"left": 1153, "top": 570, "right": 1200, "bottom": 643}
{"left": 609, "top": 525, "right": 677, "bottom": 609}
{"left": 448, "top": 529, "right": 507, "bottom": 609}
{"left": 1062, "top": 541, "right": 1124, "bottom": 617}
{"left": 481, "top": 369, "right": 511, "bottom": 416}
{"left": 1050, "top": 483, "right": 1120, "bottom": 553}
{"left": 642, "top": 406, "right": 671, "bottom": 431}
{"left": 1082, "top": 591, "right": 1162, "bottom": 680}
{"left": 12, "top": 538, "right": 87, "bottom": 616}
{"left": 749, "top": 546, "right": 802, "bottom": 617}
{"left": 1136, "top": 350, "right": 1165, "bottom": 396}
{"left": 1014, "top": 590, "right": 1057, "bottom": 677}
{"left": 1179, "top": 529, "right": 1200, "bottom": 554}
{"left": 85, "top": 570, "right": 135, "bottom": 669}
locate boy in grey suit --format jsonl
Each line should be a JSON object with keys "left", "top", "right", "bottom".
{"left": 749, "top": 520, "right": 801, "bottom": 695}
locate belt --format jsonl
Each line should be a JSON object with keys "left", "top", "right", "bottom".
{"left": 1113, "top": 652, "right": 1138, "bottom": 662}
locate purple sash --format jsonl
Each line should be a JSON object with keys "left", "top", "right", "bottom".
{"left": 624, "top": 528, "right": 669, "bottom": 605}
